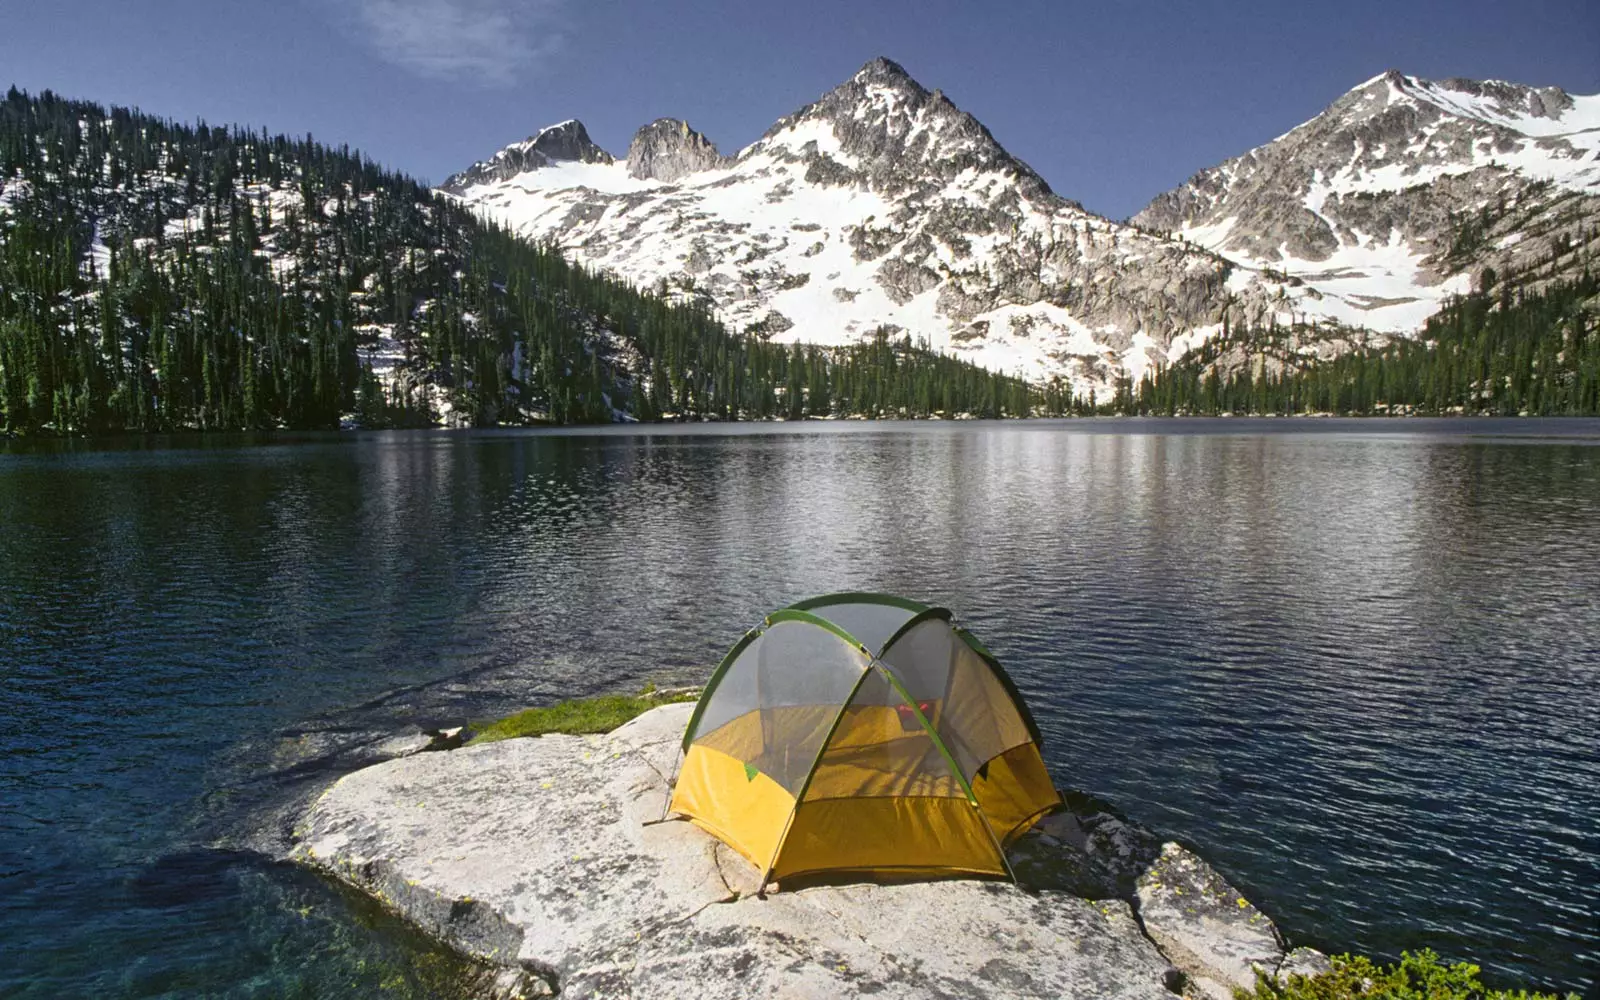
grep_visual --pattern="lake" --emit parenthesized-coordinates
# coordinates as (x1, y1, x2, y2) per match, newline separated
(2, 419, 1597, 997)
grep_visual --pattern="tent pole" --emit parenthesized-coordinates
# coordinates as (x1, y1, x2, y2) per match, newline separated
(655, 742, 683, 823)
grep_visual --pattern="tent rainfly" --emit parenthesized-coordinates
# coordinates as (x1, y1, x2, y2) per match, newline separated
(669, 593, 1061, 887)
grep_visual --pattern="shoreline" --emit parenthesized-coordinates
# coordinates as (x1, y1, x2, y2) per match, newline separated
(7, 413, 1600, 450)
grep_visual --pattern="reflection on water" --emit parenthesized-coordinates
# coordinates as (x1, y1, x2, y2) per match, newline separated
(1, 419, 1597, 996)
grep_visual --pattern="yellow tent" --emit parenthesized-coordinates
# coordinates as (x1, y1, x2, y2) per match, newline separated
(670, 593, 1061, 887)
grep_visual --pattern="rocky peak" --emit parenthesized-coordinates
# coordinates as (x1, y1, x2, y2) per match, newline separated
(526, 119, 614, 165)
(439, 119, 614, 194)
(748, 56, 1058, 203)
(850, 56, 927, 95)
(438, 57, 1280, 393)
(626, 118, 727, 182)
(1332, 72, 1584, 136)
(1132, 69, 1600, 331)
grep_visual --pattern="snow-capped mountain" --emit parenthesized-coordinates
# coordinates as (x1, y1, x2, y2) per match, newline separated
(1134, 71, 1600, 333)
(443, 58, 1298, 390)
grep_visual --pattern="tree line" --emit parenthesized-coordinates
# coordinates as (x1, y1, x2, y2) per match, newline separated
(4, 87, 1594, 432)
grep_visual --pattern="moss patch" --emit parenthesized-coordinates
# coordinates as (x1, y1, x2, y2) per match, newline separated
(468, 686, 698, 745)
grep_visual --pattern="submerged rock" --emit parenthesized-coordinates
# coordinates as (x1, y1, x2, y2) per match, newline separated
(294, 704, 1317, 999)
(367, 724, 474, 760)
(369, 732, 434, 760)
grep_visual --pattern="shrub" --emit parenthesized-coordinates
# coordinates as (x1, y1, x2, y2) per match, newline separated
(1235, 949, 1576, 1000)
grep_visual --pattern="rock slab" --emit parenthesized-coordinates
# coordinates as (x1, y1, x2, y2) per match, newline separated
(296, 704, 1327, 999)
(295, 704, 1179, 999)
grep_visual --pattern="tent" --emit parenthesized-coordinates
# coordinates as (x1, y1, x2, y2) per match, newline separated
(670, 592, 1061, 887)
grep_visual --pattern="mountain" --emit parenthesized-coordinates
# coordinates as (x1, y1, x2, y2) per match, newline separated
(438, 119, 617, 191)
(442, 58, 1301, 393)
(1134, 71, 1600, 333)
(0, 87, 1039, 435)
(625, 118, 729, 182)
(9, 66, 1593, 433)
(446, 63, 1600, 392)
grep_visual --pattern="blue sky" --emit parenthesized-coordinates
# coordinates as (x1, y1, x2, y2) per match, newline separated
(3, 0, 1596, 219)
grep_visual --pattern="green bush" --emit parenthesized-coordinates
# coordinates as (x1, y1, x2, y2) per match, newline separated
(1236, 950, 1576, 1000)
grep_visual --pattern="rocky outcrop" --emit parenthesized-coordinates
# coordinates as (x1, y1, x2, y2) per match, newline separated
(293, 704, 1325, 999)
(1277, 947, 1335, 984)
(1010, 790, 1165, 899)
(626, 119, 728, 182)
(1136, 843, 1284, 1000)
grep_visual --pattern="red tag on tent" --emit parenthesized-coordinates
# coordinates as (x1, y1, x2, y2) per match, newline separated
(895, 702, 932, 731)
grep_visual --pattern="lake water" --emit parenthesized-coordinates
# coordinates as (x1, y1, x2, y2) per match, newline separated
(2, 420, 1597, 997)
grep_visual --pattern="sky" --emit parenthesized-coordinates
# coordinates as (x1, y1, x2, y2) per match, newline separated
(3, 0, 1596, 220)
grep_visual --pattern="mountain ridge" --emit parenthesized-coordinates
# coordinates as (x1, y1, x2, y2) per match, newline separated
(1133, 69, 1600, 333)
(442, 58, 1596, 391)
(441, 57, 1305, 392)
(0, 86, 1045, 434)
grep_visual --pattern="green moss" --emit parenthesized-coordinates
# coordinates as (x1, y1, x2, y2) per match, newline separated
(467, 685, 698, 745)
(1236, 949, 1576, 1000)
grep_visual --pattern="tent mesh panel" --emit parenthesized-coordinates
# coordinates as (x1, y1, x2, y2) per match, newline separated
(800, 667, 964, 801)
(878, 619, 1033, 781)
(689, 619, 867, 795)
(800, 600, 920, 656)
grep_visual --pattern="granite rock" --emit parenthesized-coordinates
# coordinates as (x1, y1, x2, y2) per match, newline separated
(1276, 946, 1335, 984)
(1135, 842, 1285, 1000)
(626, 118, 729, 182)
(295, 704, 1182, 999)
(440, 120, 614, 194)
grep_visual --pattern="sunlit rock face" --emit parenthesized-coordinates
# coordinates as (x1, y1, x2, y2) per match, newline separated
(440, 120, 615, 192)
(626, 118, 728, 182)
